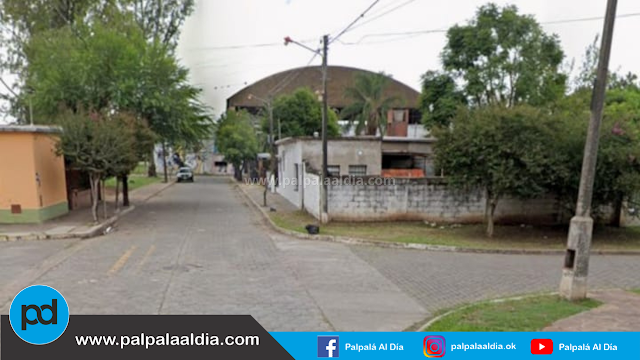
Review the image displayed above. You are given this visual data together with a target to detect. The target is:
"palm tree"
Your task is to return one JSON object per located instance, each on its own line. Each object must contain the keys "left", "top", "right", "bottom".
{"left": 341, "top": 72, "right": 399, "bottom": 137}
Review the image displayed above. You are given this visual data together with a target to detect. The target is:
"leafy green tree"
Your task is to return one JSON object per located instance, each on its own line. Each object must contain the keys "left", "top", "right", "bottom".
{"left": 269, "top": 88, "right": 340, "bottom": 139}
{"left": 433, "top": 105, "right": 559, "bottom": 237}
{"left": 442, "top": 3, "right": 566, "bottom": 107}
{"left": 552, "top": 87, "right": 640, "bottom": 226}
{"left": 216, "top": 110, "right": 259, "bottom": 181}
{"left": 342, "top": 72, "right": 399, "bottom": 136}
{"left": 419, "top": 70, "right": 467, "bottom": 129}
{"left": 26, "top": 21, "right": 212, "bottom": 179}
{"left": 56, "top": 111, "right": 136, "bottom": 222}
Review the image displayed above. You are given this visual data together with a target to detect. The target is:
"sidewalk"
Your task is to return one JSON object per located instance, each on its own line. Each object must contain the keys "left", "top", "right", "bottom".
{"left": 240, "top": 183, "right": 298, "bottom": 213}
{"left": 0, "top": 181, "right": 174, "bottom": 241}
{"left": 543, "top": 290, "right": 640, "bottom": 331}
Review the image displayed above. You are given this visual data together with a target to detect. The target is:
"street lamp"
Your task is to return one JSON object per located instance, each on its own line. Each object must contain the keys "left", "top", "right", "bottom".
{"left": 285, "top": 35, "right": 330, "bottom": 224}
{"left": 248, "top": 93, "right": 275, "bottom": 207}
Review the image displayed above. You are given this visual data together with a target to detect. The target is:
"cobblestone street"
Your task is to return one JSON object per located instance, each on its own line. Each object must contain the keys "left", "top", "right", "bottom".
{"left": 0, "top": 177, "right": 638, "bottom": 331}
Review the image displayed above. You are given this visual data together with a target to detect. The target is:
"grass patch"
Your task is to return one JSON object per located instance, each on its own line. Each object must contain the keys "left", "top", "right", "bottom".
{"left": 269, "top": 210, "right": 640, "bottom": 251}
{"left": 105, "top": 175, "right": 160, "bottom": 191}
{"left": 423, "top": 295, "right": 601, "bottom": 332}
{"left": 631, "top": 289, "right": 640, "bottom": 295}
{"left": 131, "top": 163, "right": 149, "bottom": 176}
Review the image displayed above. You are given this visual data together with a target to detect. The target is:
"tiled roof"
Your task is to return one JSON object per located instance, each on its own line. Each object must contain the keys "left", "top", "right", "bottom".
{"left": 227, "top": 65, "right": 420, "bottom": 109}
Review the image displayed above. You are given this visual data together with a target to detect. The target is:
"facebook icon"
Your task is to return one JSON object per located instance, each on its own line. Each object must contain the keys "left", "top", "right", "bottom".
{"left": 317, "top": 336, "right": 339, "bottom": 358}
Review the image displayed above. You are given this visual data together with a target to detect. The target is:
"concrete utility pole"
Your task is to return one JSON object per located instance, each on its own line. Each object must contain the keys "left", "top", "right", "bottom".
{"left": 320, "top": 34, "right": 329, "bottom": 223}
{"left": 283, "top": 34, "right": 330, "bottom": 223}
{"left": 560, "top": 0, "right": 617, "bottom": 301}
{"left": 268, "top": 99, "right": 275, "bottom": 207}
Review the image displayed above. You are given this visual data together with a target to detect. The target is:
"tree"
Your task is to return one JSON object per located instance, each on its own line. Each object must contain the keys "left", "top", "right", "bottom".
{"left": 125, "top": 0, "right": 195, "bottom": 49}
{"left": 25, "top": 20, "right": 212, "bottom": 182}
{"left": 269, "top": 88, "right": 340, "bottom": 139}
{"left": 342, "top": 72, "right": 399, "bottom": 136}
{"left": 56, "top": 111, "right": 136, "bottom": 222}
{"left": 552, "top": 87, "right": 640, "bottom": 226}
{"left": 573, "top": 34, "right": 639, "bottom": 91}
{"left": 114, "top": 114, "right": 157, "bottom": 207}
{"left": 442, "top": 3, "right": 566, "bottom": 107}
{"left": 216, "top": 110, "right": 259, "bottom": 181}
{"left": 433, "top": 105, "right": 560, "bottom": 237}
{"left": 419, "top": 70, "right": 466, "bottom": 129}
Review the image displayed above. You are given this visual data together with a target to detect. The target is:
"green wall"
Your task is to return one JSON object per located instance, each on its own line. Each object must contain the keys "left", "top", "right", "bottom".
{"left": 0, "top": 202, "right": 68, "bottom": 224}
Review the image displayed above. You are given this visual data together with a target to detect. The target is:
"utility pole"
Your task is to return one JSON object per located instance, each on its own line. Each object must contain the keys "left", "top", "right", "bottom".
{"left": 320, "top": 34, "right": 329, "bottom": 224}
{"left": 283, "top": 34, "right": 330, "bottom": 223}
{"left": 267, "top": 99, "right": 275, "bottom": 207}
{"left": 560, "top": 0, "right": 617, "bottom": 301}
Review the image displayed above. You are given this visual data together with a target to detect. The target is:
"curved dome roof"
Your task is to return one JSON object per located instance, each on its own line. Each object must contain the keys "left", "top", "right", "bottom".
{"left": 227, "top": 65, "right": 420, "bottom": 109}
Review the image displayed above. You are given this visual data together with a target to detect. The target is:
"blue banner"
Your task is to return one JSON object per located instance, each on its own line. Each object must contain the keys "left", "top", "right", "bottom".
{"left": 271, "top": 332, "right": 640, "bottom": 359}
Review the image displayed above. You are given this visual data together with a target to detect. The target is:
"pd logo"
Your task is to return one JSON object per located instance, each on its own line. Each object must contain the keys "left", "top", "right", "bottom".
{"left": 9, "top": 285, "right": 70, "bottom": 345}
{"left": 424, "top": 336, "right": 446, "bottom": 357}
{"left": 318, "top": 336, "right": 339, "bottom": 358}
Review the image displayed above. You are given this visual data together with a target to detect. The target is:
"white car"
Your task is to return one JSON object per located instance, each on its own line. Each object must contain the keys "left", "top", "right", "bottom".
{"left": 176, "top": 167, "right": 194, "bottom": 182}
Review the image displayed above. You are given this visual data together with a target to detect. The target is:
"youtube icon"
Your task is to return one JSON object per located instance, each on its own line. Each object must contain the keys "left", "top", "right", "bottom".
{"left": 531, "top": 339, "right": 553, "bottom": 355}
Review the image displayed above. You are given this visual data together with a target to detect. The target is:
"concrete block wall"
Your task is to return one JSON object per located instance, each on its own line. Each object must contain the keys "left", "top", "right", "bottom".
{"left": 326, "top": 178, "right": 558, "bottom": 223}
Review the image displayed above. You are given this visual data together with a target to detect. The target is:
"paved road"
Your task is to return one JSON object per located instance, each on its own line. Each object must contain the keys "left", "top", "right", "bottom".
{"left": 0, "top": 177, "right": 639, "bottom": 331}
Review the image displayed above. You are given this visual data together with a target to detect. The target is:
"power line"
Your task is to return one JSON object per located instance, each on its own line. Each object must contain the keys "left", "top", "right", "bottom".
{"left": 336, "top": 12, "right": 640, "bottom": 46}
{"left": 338, "top": 28, "right": 446, "bottom": 45}
{"left": 540, "top": 12, "right": 640, "bottom": 25}
{"left": 174, "top": 11, "right": 640, "bottom": 53}
{"left": 330, "top": 0, "right": 381, "bottom": 44}
{"left": 269, "top": 51, "right": 321, "bottom": 96}
{"left": 345, "top": 0, "right": 419, "bottom": 34}
{"left": 187, "top": 38, "right": 318, "bottom": 52}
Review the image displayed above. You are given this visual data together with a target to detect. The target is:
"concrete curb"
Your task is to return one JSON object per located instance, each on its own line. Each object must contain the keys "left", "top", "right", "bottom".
{"left": 0, "top": 180, "right": 175, "bottom": 241}
{"left": 235, "top": 183, "right": 640, "bottom": 256}
{"left": 418, "top": 292, "right": 559, "bottom": 332}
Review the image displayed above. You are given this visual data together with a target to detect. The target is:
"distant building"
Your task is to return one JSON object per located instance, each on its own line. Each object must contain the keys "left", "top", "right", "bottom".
{"left": 227, "top": 65, "right": 424, "bottom": 138}
{"left": 275, "top": 136, "right": 436, "bottom": 211}
{"left": 0, "top": 126, "right": 68, "bottom": 223}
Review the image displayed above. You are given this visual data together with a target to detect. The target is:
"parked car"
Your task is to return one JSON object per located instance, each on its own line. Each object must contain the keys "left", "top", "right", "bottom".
{"left": 176, "top": 167, "right": 194, "bottom": 182}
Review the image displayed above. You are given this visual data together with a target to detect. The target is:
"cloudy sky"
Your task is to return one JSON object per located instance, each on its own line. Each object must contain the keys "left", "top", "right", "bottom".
{"left": 175, "top": 0, "right": 640, "bottom": 117}
{"left": 2, "top": 0, "right": 639, "bottom": 123}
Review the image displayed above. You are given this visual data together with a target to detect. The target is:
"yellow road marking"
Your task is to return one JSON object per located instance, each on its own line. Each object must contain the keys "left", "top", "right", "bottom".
{"left": 136, "top": 245, "right": 156, "bottom": 273}
{"left": 108, "top": 246, "right": 137, "bottom": 275}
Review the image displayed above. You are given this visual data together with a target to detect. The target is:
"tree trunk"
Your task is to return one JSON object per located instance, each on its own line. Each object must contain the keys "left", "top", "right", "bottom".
{"left": 122, "top": 174, "right": 130, "bottom": 207}
{"left": 485, "top": 192, "right": 497, "bottom": 238}
{"left": 148, "top": 151, "right": 157, "bottom": 177}
{"left": 89, "top": 173, "right": 99, "bottom": 223}
{"left": 610, "top": 194, "right": 624, "bottom": 227}
{"left": 234, "top": 163, "right": 243, "bottom": 182}
{"left": 102, "top": 179, "right": 107, "bottom": 220}
{"left": 115, "top": 177, "right": 120, "bottom": 211}
{"left": 162, "top": 142, "right": 168, "bottom": 183}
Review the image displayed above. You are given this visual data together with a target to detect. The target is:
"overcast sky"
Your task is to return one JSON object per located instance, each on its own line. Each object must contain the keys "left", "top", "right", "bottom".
{"left": 2, "top": 0, "right": 639, "bottom": 123}
{"left": 175, "top": 0, "right": 640, "bottom": 117}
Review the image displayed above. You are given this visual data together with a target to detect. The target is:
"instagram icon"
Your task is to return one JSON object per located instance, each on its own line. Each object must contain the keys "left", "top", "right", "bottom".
{"left": 424, "top": 336, "right": 446, "bottom": 358}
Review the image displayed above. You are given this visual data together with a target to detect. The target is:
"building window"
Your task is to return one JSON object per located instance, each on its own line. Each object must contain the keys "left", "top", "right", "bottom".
{"left": 327, "top": 165, "right": 340, "bottom": 177}
{"left": 348, "top": 165, "right": 367, "bottom": 176}
{"left": 294, "top": 164, "right": 299, "bottom": 192}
